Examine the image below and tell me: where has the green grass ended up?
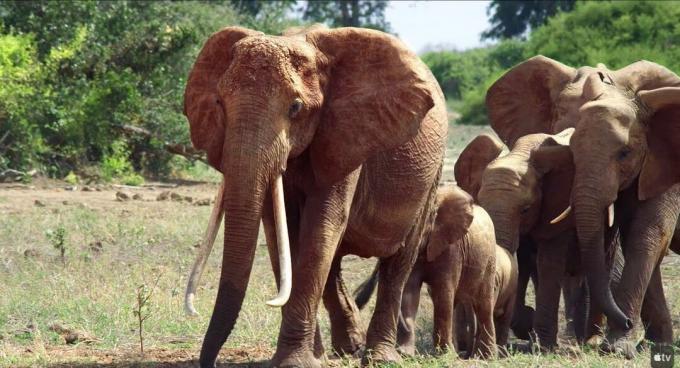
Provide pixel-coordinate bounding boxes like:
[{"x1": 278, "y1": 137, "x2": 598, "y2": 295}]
[{"x1": 0, "y1": 128, "x2": 677, "y2": 367}]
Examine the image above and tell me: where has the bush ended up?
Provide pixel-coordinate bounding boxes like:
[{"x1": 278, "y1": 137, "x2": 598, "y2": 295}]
[
  {"x1": 527, "y1": 1, "x2": 680, "y2": 71},
  {"x1": 427, "y1": 1, "x2": 680, "y2": 127},
  {"x1": 0, "y1": 1, "x2": 294, "y2": 179},
  {"x1": 422, "y1": 39, "x2": 527, "y2": 125},
  {"x1": 0, "y1": 33, "x2": 46, "y2": 171},
  {"x1": 101, "y1": 141, "x2": 139, "y2": 181}
]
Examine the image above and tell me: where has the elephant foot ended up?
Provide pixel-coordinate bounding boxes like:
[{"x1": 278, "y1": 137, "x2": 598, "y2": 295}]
[
  {"x1": 361, "y1": 345, "x2": 402, "y2": 366},
  {"x1": 600, "y1": 327, "x2": 644, "y2": 360},
  {"x1": 396, "y1": 342, "x2": 416, "y2": 357},
  {"x1": 585, "y1": 334, "x2": 603, "y2": 347},
  {"x1": 498, "y1": 345, "x2": 510, "y2": 358},
  {"x1": 601, "y1": 337, "x2": 637, "y2": 360},
  {"x1": 511, "y1": 305, "x2": 535, "y2": 341},
  {"x1": 330, "y1": 334, "x2": 364, "y2": 357},
  {"x1": 270, "y1": 350, "x2": 322, "y2": 368},
  {"x1": 472, "y1": 343, "x2": 497, "y2": 359}
]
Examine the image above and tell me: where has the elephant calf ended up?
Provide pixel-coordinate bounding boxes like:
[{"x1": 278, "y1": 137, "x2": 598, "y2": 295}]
[
  {"x1": 397, "y1": 185, "x2": 504, "y2": 358},
  {"x1": 454, "y1": 241, "x2": 517, "y2": 358}
]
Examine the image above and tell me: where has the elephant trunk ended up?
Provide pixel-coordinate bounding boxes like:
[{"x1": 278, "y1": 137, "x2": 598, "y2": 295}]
[
  {"x1": 199, "y1": 121, "x2": 290, "y2": 366},
  {"x1": 573, "y1": 192, "x2": 632, "y2": 331},
  {"x1": 488, "y1": 209, "x2": 519, "y2": 254}
]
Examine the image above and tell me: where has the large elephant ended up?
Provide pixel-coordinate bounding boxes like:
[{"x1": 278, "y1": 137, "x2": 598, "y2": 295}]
[
  {"x1": 486, "y1": 56, "x2": 680, "y2": 357},
  {"x1": 182, "y1": 25, "x2": 447, "y2": 367},
  {"x1": 454, "y1": 129, "x2": 603, "y2": 348}
]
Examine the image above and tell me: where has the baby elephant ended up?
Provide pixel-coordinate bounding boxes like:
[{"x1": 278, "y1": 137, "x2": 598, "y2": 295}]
[
  {"x1": 397, "y1": 185, "x2": 514, "y2": 358},
  {"x1": 454, "y1": 243, "x2": 517, "y2": 358}
]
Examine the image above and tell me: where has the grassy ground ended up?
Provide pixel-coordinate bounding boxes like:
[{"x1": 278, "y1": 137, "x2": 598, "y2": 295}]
[{"x1": 0, "y1": 123, "x2": 678, "y2": 367}]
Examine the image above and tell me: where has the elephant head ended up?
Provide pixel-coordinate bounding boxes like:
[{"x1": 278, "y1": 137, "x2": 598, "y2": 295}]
[
  {"x1": 425, "y1": 185, "x2": 474, "y2": 262},
  {"x1": 486, "y1": 55, "x2": 680, "y2": 331},
  {"x1": 183, "y1": 25, "x2": 436, "y2": 360},
  {"x1": 454, "y1": 129, "x2": 574, "y2": 254}
]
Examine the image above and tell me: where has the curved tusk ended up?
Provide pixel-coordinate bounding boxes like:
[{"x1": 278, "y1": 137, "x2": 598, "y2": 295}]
[
  {"x1": 607, "y1": 203, "x2": 615, "y2": 228},
  {"x1": 184, "y1": 178, "x2": 226, "y2": 316},
  {"x1": 550, "y1": 205, "x2": 572, "y2": 225},
  {"x1": 266, "y1": 174, "x2": 292, "y2": 307}
]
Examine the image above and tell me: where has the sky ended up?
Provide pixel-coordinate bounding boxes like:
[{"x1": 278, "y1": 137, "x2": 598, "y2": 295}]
[{"x1": 386, "y1": 1, "x2": 492, "y2": 54}]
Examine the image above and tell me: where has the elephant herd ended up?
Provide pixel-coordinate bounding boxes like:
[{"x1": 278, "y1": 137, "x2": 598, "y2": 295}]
[{"x1": 179, "y1": 24, "x2": 680, "y2": 367}]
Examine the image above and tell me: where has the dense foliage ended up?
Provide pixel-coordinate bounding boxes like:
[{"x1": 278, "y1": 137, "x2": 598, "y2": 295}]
[
  {"x1": 482, "y1": 0, "x2": 575, "y2": 40},
  {"x1": 0, "y1": 1, "x2": 390, "y2": 180},
  {"x1": 2, "y1": 1, "x2": 678, "y2": 177},
  {"x1": 424, "y1": 1, "x2": 680, "y2": 125},
  {"x1": 0, "y1": 2, "x2": 236, "y2": 179}
]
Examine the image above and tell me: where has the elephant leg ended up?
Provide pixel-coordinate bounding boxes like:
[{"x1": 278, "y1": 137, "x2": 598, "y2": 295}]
[
  {"x1": 562, "y1": 274, "x2": 589, "y2": 343},
  {"x1": 362, "y1": 247, "x2": 420, "y2": 365},
  {"x1": 511, "y1": 239, "x2": 536, "y2": 340},
  {"x1": 640, "y1": 265, "x2": 672, "y2": 344},
  {"x1": 495, "y1": 296, "x2": 515, "y2": 352},
  {"x1": 429, "y1": 276, "x2": 456, "y2": 353},
  {"x1": 396, "y1": 259, "x2": 424, "y2": 356},
  {"x1": 533, "y1": 234, "x2": 570, "y2": 350},
  {"x1": 472, "y1": 283, "x2": 497, "y2": 358},
  {"x1": 271, "y1": 174, "x2": 359, "y2": 368},
  {"x1": 322, "y1": 255, "x2": 366, "y2": 356},
  {"x1": 263, "y1": 188, "x2": 327, "y2": 360},
  {"x1": 454, "y1": 304, "x2": 475, "y2": 357},
  {"x1": 606, "y1": 192, "x2": 679, "y2": 359}
]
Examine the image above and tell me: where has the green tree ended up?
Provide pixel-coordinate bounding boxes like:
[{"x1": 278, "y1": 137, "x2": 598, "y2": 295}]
[
  {"x1": 0, "y1": 1, "x2": 264, "y2": 178},
  {"x1": 482, "y1": 0, "x2": 575, "y2": 40},
  {"x1": 301, "y1": 0, "x2": 390, "y2": 31},
  {"x1": 527, "y1": 1, "x2": 680, "y2": 70}
]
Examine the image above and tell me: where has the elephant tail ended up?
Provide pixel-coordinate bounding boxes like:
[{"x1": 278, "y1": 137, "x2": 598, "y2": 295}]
[{"x1": 353, "y1": 262, "x2": 380, "y2": 309}]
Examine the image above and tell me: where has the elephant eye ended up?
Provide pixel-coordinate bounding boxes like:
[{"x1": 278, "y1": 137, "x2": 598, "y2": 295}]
[
  {"x1": 616, "y1": 147, "x2": 632, "y2": 161},
  {"x1": 598, "y1": 72, "x2": 613, "y2": 85},
  {"x1": 289, "y1": 98, "x2": 303, "y2": 118},
  {"x1": 520, "y1": 206, "x2": 531, "y2": 214}
]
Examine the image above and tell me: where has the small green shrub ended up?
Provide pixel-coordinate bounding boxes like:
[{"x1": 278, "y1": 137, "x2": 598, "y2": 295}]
[
  {"x1": 64, "y1": 171, "x2": 79, "y2": 185},
  {"x1": 101, "y1": 141, "x2": 139, "y2": 184},
  {"x1": 121, "y1": 173, "x2": 144, "y2": 186},
  {"x1": 45, "y1": 226, "x2": 67, "y2": 264}
]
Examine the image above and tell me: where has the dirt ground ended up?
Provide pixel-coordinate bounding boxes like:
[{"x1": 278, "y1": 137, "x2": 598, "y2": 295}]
[{"x1": 1, "y1": 176, "x2": 678, "y2": 368}]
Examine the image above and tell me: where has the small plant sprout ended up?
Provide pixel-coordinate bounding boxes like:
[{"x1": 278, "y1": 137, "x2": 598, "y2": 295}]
[
  {"x1": 133, "y1": 273, "x2": 162, "y2": 355},
  {"x1": 45, "y1": 226, "x2": 67, "y2": 265}
]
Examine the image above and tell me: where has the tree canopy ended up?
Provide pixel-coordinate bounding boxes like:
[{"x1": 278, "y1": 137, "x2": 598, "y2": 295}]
[
  {"x1": 482, "y1": 0, "x2": 575, "y2": 40},
  {"x1": 2, "y1": 0, "x2": 678, "y2": 179},
  {"x1": 424, "y1": 1, "x2": 680, "y2": 125}
]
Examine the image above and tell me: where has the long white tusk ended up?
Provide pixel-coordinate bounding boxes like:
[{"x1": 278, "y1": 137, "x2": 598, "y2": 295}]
[
  {"x1": 266, "y1": 174, "x2": 292, "y2": 307},
  {"x1": 607, "y1": 203, "x2": 615, "y2": 228},
  {"x1": 184, "y1": 178, "x2": 225, "y2": 316},
  {"x1": 550, "y1": 205, "x2": 572, "y2": 225}
]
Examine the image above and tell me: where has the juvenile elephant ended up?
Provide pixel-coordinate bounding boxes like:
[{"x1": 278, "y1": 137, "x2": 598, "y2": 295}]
[
  {"x1": 454, "y1": 129, "x2": 593, "y2": 348},
  {"x1": 453, "y1": 242, "x2": 517, "y2": 358},
  {"x1": 397, "y1": 186, "x2": 503, "y2": 358},
  {"x1": 487, "y1": 56, "x2": 680, "y2": 357},
  {"x1": 182, "y1": 25, "x2": 447, "y2": 367}
]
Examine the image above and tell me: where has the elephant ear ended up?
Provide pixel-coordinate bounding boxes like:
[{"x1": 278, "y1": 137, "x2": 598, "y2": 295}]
[
  {"x1": 454, "y1": 134, "x2": 504, "y2": 200},
  {"x1": 306, "y1": 28, "x2": 436, "y2": 186},
  {"x1": 183, "y1": 27, "x2": 263, "y2": 171},
  {"x1": 612, "y1": 60, "x2": 680, "y2": 92},
  {"x1": 427, "y1": 186, "x2": 475, "y2": 262},
  {"x1": 530, "y1": 128, "x2": 574, "y2": 175},
  {"x1": 486, "y1": 55, "x2": 576, "y2": 147},
  {"x1": 637, "y1": 87, "x2": 680, "y2": 200}
]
